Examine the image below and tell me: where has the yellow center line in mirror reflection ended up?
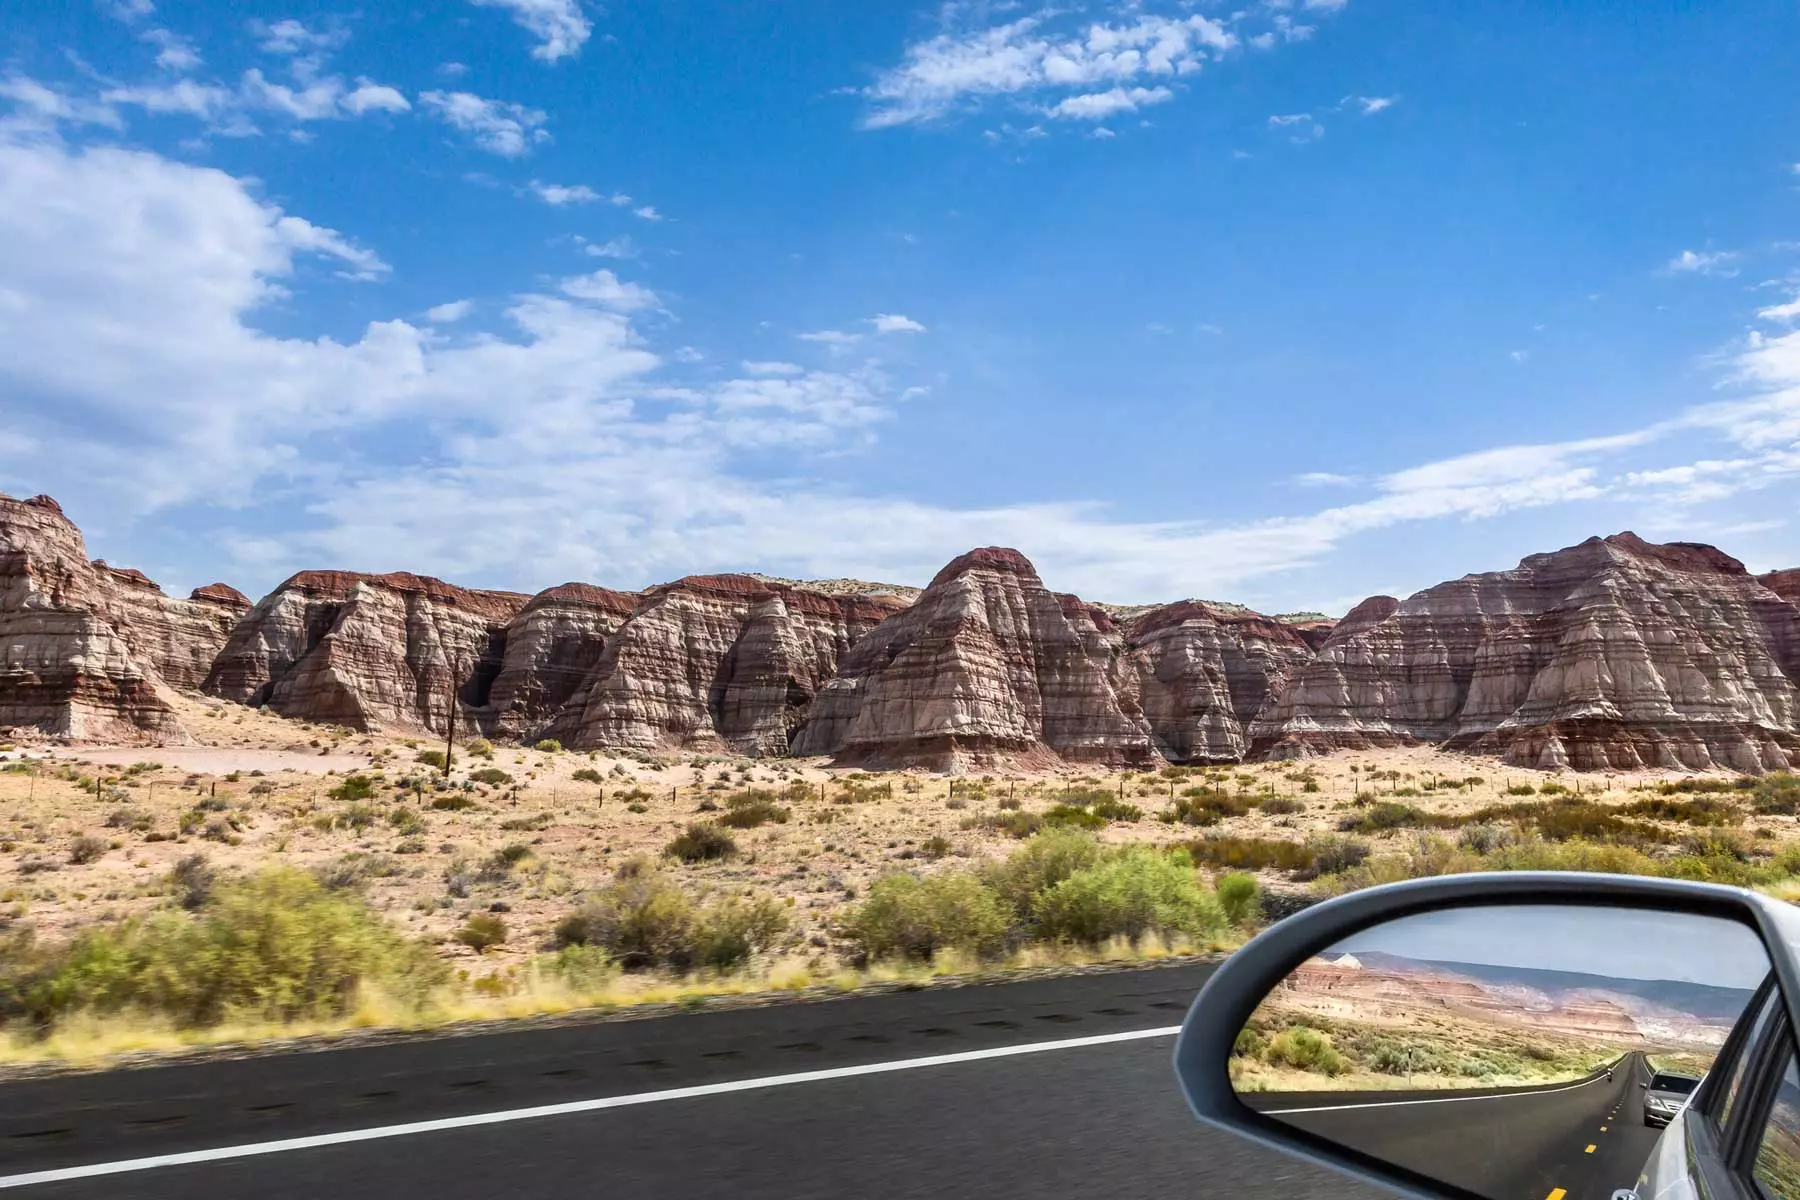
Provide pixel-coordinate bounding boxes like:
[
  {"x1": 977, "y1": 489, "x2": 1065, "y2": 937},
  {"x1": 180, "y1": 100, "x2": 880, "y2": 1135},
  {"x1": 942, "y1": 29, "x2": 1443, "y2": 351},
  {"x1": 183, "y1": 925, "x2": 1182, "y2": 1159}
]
[
  {"x1": 1584, "y1": 1145, "x2": 1597, "y2": 1154},
  {"x1": 1546, "y1": 1189, "x2": 1567, "y2": 1200}
]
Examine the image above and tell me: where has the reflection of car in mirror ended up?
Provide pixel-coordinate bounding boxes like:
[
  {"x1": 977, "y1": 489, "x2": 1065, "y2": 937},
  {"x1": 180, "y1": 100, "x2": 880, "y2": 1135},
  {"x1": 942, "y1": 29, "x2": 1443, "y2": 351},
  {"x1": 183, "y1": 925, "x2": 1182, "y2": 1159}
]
[
  {"x1": 1642, "y1": 1070, "x2": 1701, "y2": 1128},
  {"x1": 1169, "y1": 873, "x2": 1800, "y2": 1200}
]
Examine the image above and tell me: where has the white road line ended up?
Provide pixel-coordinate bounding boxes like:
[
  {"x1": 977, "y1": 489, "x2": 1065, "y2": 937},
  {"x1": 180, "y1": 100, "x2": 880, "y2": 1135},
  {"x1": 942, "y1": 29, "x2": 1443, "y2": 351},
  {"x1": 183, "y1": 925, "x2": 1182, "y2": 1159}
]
[
  {"x1": 1265, "y1": 1065, "x2": 1619, "y2": 1115},
  {"x1": 0, "y1": 1024, "x2": 1183, "y2": 1190}
]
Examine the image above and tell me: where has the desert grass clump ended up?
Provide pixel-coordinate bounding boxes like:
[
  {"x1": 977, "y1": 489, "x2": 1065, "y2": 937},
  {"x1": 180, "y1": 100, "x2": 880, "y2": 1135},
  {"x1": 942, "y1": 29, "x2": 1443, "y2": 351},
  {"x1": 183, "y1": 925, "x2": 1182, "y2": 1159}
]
[
  {"x1": 664, "y1": 823, "x2": 738, "y2": 864},
  {"x1": 554, "y1": 861, "x2": 785, "y2": 972}
]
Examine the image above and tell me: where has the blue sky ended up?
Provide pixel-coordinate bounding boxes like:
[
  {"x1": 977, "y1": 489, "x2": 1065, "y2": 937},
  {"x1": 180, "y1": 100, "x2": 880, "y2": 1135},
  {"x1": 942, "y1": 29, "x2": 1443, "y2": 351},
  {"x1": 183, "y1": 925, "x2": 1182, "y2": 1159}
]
[{"x1": 3, "y1": 1, "x2": 1800, "y2": 612}]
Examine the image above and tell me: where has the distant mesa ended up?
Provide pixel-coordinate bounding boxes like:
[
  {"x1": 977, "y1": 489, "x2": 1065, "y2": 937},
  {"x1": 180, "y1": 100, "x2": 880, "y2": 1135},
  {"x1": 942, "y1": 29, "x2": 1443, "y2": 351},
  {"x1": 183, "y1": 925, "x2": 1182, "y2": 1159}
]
[{"x1": 6, "y1": 488, "x2": 1800, "y2": 772}]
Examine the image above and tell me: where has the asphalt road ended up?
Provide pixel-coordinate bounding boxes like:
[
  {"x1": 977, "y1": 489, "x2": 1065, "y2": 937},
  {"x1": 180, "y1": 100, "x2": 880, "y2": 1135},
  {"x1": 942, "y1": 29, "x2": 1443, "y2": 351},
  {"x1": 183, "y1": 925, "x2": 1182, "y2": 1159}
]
[
  {"x1": 0, "y1": 960, "x2": 1385, "y2": 1200},
  {"x1": 0, "y1": 961, "x2": 1662, "y2": 1200},
  {"x1": 1253, "y1": 1051, "x2": 1661, "y2": 1200}
]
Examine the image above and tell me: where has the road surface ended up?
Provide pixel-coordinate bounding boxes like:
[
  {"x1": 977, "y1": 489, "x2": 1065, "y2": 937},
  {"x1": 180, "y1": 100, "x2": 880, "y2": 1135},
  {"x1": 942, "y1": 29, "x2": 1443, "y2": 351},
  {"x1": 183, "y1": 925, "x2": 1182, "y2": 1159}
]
[
  {"x1": 1253, "y1": 1051, "x2": 1661, "y2": 1199},
  {"x1": 0, "y1": 962, "x2": 1659, "y2": 1199}
]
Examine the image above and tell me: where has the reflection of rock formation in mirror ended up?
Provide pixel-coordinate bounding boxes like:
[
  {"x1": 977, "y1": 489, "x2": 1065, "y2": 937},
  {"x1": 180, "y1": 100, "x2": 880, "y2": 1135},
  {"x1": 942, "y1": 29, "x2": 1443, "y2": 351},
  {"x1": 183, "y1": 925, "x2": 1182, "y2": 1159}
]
[{"x1": 1279, "y1": 951, "x2": 1743, "y2": 1053}]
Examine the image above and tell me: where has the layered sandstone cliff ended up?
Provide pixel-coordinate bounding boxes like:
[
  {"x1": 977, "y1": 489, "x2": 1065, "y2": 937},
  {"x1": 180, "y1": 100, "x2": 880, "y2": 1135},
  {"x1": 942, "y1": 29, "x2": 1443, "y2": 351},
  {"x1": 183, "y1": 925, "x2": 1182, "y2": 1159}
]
[
  {"x1": 550, "y1": 575, "x2": 905, "y2": 755},
  {"x1": 485, "y1": 583, "x2": 639, "y2": 740},
  {"x1": 1125, "y1": 601, "x2": 1318, "y2": 763},
  {"x1": 790, "y1": 550, "x2": 1317, "y2": 768},
  {"x1": 1252, "y1": 533, "x2": 1800, "y2": 771},
  {"x1": 0, "y1": 494, "x2": 219, "y2": 741},
  {"x1": 203, "y1": 571, "x2": 530, "y2": 732}
]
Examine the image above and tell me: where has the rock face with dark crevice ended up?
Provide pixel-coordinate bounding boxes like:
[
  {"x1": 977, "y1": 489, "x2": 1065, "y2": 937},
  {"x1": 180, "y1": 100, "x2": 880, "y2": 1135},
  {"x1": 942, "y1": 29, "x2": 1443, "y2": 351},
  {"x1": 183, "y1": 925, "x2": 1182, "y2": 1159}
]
[
  {"x1": 203, "y1": 571, "x2": 531, "y2": 733},
  {"x1": 486, "y1": 583, "x2": 640, "y2": 741},
  {"x1": 1252, "y1": 533, "x2": 1800, "y2": 771},
  {"x1": 550, "y1": 575, "x2": 906, "y2": 755}
]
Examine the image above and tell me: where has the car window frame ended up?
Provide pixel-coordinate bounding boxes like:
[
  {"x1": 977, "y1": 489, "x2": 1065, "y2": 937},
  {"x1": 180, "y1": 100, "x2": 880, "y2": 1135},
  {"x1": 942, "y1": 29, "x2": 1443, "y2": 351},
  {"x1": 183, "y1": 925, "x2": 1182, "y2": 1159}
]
[
  {"x1": 1711, "y1": 977, "x2": 1785, "y2": 1138},
  {"x1": 1743, "y1": 1023, "x2": 1800, "y2": 1200}
]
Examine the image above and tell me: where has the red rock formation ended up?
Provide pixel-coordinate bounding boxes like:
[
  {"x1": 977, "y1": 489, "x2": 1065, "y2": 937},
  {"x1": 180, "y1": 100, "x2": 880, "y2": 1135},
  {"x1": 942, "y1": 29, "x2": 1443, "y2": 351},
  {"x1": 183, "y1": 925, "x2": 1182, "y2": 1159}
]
[
  {"x1": 88, "y1": 562, "x2": 248, "y2": 691},
  {"x1": 791, "y1": 548, "x2": 1161, "y2": 768},
  {"x1": 1253, "y1": 533, "x2": 1800, "y2": 770},
  {"x1": 204, "y1": 570, "x2": 530, "y2": 732},
  {"x1": 0, "y1": 494, "x2": 187, "y2": 740},
  {"x1": 1125, "y1": 601, "x2": 1318, "y2": 763},
  {"x1": 485, "y1": 583, "x2": 640, "y2": 740},
  {"x1": 550, "y1": 575, "x2": 905, "y2": 754},
  {"x1": 1759, "y1": 569, "x2": 1800, "y2": 606}
]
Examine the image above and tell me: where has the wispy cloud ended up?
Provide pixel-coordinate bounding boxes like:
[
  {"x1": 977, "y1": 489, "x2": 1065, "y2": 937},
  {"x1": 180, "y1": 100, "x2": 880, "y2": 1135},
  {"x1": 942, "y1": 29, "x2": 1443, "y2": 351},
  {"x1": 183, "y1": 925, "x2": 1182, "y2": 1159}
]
[
  {"x1": 420, "y1": 90, "x2": 548, "y2": 156},
  {"x1": 1343, "y1": 94, "x2": 1397, "y2": 115},
  {"x1": 1665, "y1": 248, "x2": 1741, "y2": 277},
  {"x1": 529, "y1": 180, "x2": 600, "y2": 205},
  {"x1": 869, "y1": 313, "x2": 927, "y2": 334},
  {"x1": 1294, "y1": 472, "x2": 1357, "y2": 487},
  {"x1": 797, "y1": 329, "x2": 863, "y2": 347},
  {"x1": 426, "y1": 300, "x2": 474, "y2": 323},
  {"x1": 467, "y1": 0, "x2": 593, "y2": 63},
  {"x1": 857, "y1": 5, "x2": 1349, "y2": 132}
]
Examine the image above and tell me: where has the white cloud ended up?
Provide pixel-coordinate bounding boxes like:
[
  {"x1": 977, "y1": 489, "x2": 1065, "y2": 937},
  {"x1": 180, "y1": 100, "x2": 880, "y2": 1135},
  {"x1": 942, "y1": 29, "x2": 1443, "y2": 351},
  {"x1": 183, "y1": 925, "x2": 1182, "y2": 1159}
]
[
  {"x1": 101, "y1": 78, "x2": 235, "y2": 121},
  {"x1": 426, "y1": 300, "x2": 474, "y2": 323},
  {"x1": 420, "y1": 90, "x2": 548, "y2": 156},
  {"x1": 1345, "y1": 94, "x2": 1396, "y2": 115},
  {"x1": 250, "y1": 18, "x2": 346, "y2": 58},
  {"x1": 530, "y1": 180, "x2": 600, "y2": 205},
  {"x1": 1666, "y1": 248, "x2": 1740, "y2": 277},
  {"x1": 743, "y1": 361, "x2": 805, "y2": 377},
  {"x1": 1049, "y1": 85, "x2": 1172, "y2": 120},
  {"x1": 1304, "y1": 0, "x2": 1350, "y2": 10},
  {"x1": 633, "y1": 205, "x2": 664, "y2": 221},
  {"x1": 869, "y1": 313, "x2": 927, "y2": 334},
  {"x1": 1268, "y1": 111, "x2": 1323, "y2": 142},
  {"x1": 581, "y1": 236, "x2": 639, "y2": 260},
  {"x1": 343, "y1": 80, "x2": 410, "y2": 115},
  {"x1": 797, "y1": 329, "x2": 863, "y2": 346},
  {"x1": 142, "y1": 28, "x2": 202, "y2": 71},
  {"x1": 1759, "y1": 295, "x2": 1800, "y2": 323},
  {"x1": 861, "y1": 10, "x2": 1248, "y2": 130},
  {"x1": 241, "y1": 68, "x2": 347, "y2": 120},
  {"x1": 1268, "y1": 112, "x2": 1311, "y2": 126},
  {"x1": 468, "y1": 0, "x2": 593, "y2": 63},
  {"x1": 1295, "y1": 472, "x2": 1357, "y2": 487},
  {"x1": 102, "y1": 0, "x2": 155, "y2": 21},
  {"x1": 1510, "y1": 349, "x2": 1529, "y2": 363},
  {"x1": 1, "y1": 75, "x2": 123, "y2": 132},
  {"x1": 1090, "y1": 126, "x2": 1116, "y2": 139},
  {"x1": 559, "y1": 269, "x2": 659, "y2": 311}
]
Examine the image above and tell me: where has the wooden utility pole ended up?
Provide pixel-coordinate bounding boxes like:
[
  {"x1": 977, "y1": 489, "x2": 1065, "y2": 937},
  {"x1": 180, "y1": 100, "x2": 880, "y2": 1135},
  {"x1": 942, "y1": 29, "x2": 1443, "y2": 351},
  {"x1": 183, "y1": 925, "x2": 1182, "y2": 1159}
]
[{"x1": 442, "y1": 657, "x2": 458, "y2": 780}]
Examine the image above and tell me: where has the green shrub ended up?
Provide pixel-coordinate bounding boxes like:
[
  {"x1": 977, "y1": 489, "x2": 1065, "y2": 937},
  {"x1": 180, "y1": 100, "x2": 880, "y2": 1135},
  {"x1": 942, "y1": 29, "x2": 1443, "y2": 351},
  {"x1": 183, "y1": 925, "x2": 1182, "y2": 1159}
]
[
  {"x1": 463, "y1": 738, "x2": 495, "y2": 759},
  {"x1": 468, "y1": 767, "x2": 512, "y2": 786},
  {"x1": 981, "y1": 829, "x2": 1104, "y2": 916},
  {"x1": 1503, "y1": 783, "x2": 1537, "y2": 796},
  {"x1": 455, "y1": 913, "x2": 508, "y2": 953},
  {"x1": 555, "y1": 864, "x2": 785, "y2": 972},
  {"x1": 1618, "y1": 796, "x2": 1742, "y2": 826},
  {"x1": 388, "y1": 808, "x2": 426, "y2": 835},
  {"x1": 0, "y1": 868, "x2": 446, "y2": 1031},
  {"x1": 1265, "y1": 1027, "x2": 1348, "y2": 1075},
  {"x1": 1090, "y1": 798, "x2": 1143, "y2": 822},
  {"x1": 415, "y1": 749, "x2": 449, "y2": 770},
  {"x1": 572, "y1": 768, "x2": 605, "y2": 784},
  {"x1": 1457, "y1": 822, "x2": 1521, "y2": 854},
  {"x1": 1166, "y1": 787, "x2": 1254, "y2": 827},
  {"x1": 959, "y1": 811, "x2": 1045, "y2": 838},
  {"x1": 665, "y1": 823, "x2": 738, "y2": 863},
  {"x1": 1659, "y1": 777, "x2": 1744, "y2": 795},
  {"x1": 1032, "y1": 848, "x2": 1225, "y2": 946},
  {"x1": 1042, "y1": 804, "x2": 1106, "y2": 831},
  {"x1": 1338, "y1": 803, "x2": 1449, "y2": 833},
  {"x1": 844, "y1": 871, "x2": 1011, "y2": 961},
  {"x1": 169, "y1": 853, "x2": 215, "y2": 910},
  {"x1": 1188, "y1": 836, "x2": 1317, "y2": 874},
  {"x1": 68, "y1": 835, "x2": 108, "y2": 865},
  {"x1": 1303, "y1": 835, "x2": 1372, "y2": 878},
  {"x1": 921, "y1": 835, "x2": 953, "y2": 860},
  {"x1": 716, "y1": 790, "x2": 790, "y2": 829},
  {"x1": 534, "y1": 739, "x2": 563, "y2": 753},
  {"x1": 430, "y1": 795, "x2": 476, "y2": 811},
  {"x1": 328, "y1": 774, "x2": 376, "y2": 803},
  {"x1": 1216, "y1": 872, "x2": 1261, "y2": 929},
  {"x1": 1259, "y1": 796, "x2": 1305, "y2": 815}
]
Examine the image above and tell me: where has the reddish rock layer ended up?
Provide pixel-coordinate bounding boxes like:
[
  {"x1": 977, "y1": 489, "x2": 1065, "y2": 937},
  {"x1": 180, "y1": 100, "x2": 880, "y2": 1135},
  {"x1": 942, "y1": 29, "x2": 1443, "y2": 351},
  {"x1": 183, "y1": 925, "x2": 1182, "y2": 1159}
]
[
  {"x1": 485, "y1": 583, "x2": 641, "y2": 740},
  {"x1": 203, "y1": 570, "x2": 530, "y2": 732},
  {"x1": 0, "y1": 495, "x2": 188, "y2": 740},
  {"x1": 550, "y1": 576, "x2": 905, "y2": 755},
  {"x1": 1252, "y1": 533, "x2": 1800, "y2": 770}
]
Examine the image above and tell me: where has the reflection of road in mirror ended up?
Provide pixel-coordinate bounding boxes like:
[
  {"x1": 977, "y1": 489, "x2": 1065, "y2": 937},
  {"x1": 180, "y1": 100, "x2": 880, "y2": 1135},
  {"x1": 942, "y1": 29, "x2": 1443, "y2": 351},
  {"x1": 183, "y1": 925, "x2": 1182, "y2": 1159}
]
[{"x1": 1231, "y1": 905, "x2": 1769, "y2": 1200}]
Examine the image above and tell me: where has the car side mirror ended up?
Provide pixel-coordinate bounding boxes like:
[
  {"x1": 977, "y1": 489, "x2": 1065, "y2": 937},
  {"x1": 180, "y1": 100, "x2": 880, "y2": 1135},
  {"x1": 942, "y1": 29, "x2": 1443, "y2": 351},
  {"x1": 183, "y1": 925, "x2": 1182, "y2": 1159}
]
[{"x1": 1172, "y1": 872, "x2": 1800, "y2": 1200}]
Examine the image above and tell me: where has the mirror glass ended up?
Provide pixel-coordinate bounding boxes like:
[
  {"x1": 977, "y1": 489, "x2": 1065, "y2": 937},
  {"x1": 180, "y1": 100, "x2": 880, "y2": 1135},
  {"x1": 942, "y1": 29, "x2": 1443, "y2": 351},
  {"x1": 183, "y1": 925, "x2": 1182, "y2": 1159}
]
[{"x1": 1233, "y1": 905, "x2": 1773, "y2": 1200}]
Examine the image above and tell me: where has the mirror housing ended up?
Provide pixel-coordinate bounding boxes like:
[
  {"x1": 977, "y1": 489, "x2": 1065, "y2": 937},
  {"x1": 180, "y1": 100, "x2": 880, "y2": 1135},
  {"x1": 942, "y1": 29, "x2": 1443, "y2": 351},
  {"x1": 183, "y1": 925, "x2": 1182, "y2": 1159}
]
[{"x1": 1172, "y1": 872, "x2": 1800, "y2": 1200}]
